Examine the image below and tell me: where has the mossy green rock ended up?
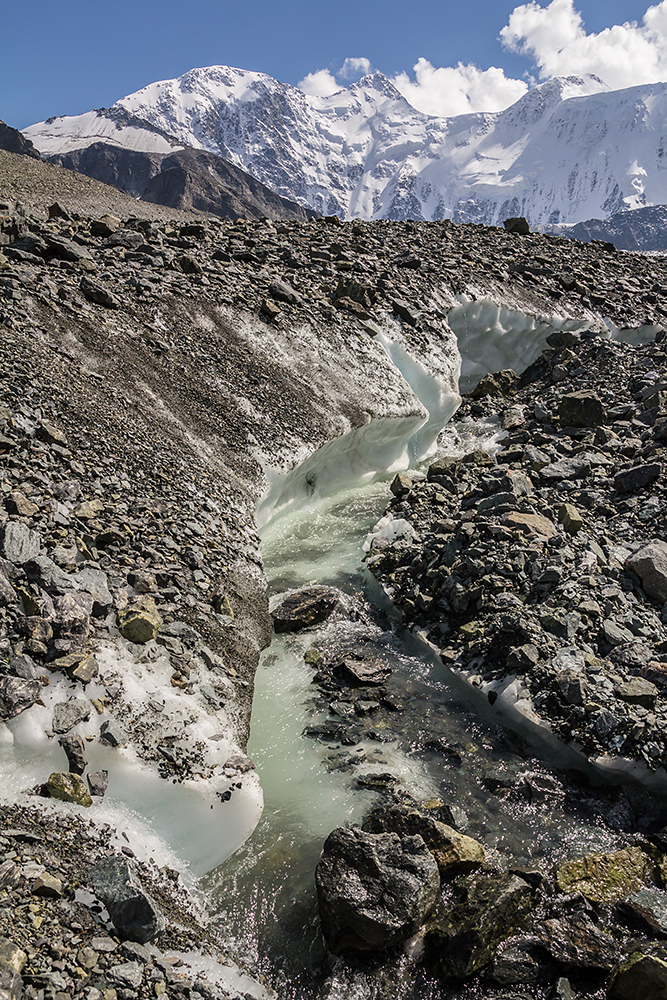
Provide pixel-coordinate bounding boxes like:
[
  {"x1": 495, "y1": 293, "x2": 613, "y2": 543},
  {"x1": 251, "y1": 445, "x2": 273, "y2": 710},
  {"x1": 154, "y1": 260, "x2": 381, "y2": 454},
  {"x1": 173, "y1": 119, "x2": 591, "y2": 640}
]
[
  {"x1": 118, "y1": 599, "x2": 162, "y2": 644},
  {"x1": 362, "y1": 803, "x2": 484, "y2": 877},
  {"x1": 46, "y1": 771, "x2": 93, "y2": 807},
  {"x1": 608, "y1": 952, "x2": 667, "y2": 1000},
  {"x1": 556, "y1": 846, "x2": 650, "y2": 904}
]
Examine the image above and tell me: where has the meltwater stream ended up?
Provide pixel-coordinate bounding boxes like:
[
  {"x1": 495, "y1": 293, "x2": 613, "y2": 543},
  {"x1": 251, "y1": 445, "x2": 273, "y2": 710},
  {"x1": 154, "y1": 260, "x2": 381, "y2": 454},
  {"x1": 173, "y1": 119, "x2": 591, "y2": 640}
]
[{"x1": 204, "y1": 420, "x2": 653, "y2": 1000}]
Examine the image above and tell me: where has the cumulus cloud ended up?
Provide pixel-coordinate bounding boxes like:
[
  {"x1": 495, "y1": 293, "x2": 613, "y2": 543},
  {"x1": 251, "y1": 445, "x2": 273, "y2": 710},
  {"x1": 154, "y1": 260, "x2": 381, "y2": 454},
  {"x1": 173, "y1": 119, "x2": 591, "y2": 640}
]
[
  {"x1": 297, "y1": 68, "x2": 340, "y2": 97},
  {"x1": 392, "y1": 58, "x2": 528, "y2": 116},
  {"x1": 500, "y1": 0, "x2": 667, "y2": 90},
  {"x1": 339, "y1": 57, "x2": 374, "y2": 80}
]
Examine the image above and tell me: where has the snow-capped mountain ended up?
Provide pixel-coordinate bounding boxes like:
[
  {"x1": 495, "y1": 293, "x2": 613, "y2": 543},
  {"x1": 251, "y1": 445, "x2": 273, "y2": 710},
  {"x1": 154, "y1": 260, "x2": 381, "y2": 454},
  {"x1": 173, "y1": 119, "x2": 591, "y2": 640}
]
[{"x1": 22, "y1": 65, "x2": 667, "y2": 225}]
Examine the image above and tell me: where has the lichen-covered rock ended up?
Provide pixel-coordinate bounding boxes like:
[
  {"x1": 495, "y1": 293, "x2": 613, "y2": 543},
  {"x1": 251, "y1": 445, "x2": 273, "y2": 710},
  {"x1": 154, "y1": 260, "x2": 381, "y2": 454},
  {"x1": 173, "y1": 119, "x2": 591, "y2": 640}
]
[
  {"x1": 555, "y1": 846, "x2": 651, "y2": 904},
  {"x1": 117, "y1": 598, "x2": 162, "y2": 643},
  {"x1": 316, "y1": 825, "x2": 440, "y2": 954},
  {"x1": 45, "y1": 772, "x2": 93, "y2": 807}
]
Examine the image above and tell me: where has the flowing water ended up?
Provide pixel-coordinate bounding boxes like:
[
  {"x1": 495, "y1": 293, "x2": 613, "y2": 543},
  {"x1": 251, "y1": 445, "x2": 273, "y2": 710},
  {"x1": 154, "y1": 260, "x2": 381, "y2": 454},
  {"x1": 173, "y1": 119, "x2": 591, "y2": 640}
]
[{"x1": 205, "y1": 418, "x2": 656, "y2": 999}]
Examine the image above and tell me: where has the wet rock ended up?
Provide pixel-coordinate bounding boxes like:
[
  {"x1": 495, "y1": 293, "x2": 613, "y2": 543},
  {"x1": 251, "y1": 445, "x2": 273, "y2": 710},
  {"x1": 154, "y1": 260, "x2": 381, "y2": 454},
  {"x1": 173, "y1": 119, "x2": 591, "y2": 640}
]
[
  {"x1": 362, "y1": 802, "x2": 484, "y2": 877},
  {"x1": 89, "y1": 855, "x2": 166, "y2": 943},
  {"x1": 608, "y1": 952, "x2": 667, "y2": 1000},
  {"x1": 424, "y1": 872, "x2": 534, "y2": 980},
  {"x1": 315, "y1": 825, "x2": 440, "y2": 954},
  {"x1": 491, "y1": 939, "x2": 542, "y2": 985},
  {"x1": 334, "y1": 650, "x2": 392, "y2": 686},
  {"x1": 117, "y1": 597, "x2": 162, "y2": 643},
  {"x1": 538, "y1": 911, "x2": 618, "y2": 971},
  {"x1": 555, "y1": 846, "x2": 651, "y2": 904},
  {"x1": 626, "y1": 541, "x2": 667, "y2": 603},
  {"x1": 272, "y1": 586, "x2": 339, "y2": 633},
  {"x1": 559, "y1": 390, "x2": 605, "y2": 428},
  {"x1": 619, "y1": 888, "x2": 667, "y2": 936},
  {"x1": 99, "y1": 719, "x2": 128, "y2": 747},
  {"x1": 45, "y1": 771, "x2": 93, "y2": 807},
  {"x1": 390, "y1": 472, "x2": 413, "y2": 498}
]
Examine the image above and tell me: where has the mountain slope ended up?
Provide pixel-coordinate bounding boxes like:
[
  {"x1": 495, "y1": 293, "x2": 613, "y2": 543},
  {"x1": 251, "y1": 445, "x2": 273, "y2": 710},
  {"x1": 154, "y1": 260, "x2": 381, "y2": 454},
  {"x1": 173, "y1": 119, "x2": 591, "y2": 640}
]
[{"x1": 23, "y1": 64, "x2": 667, "y2": 225}]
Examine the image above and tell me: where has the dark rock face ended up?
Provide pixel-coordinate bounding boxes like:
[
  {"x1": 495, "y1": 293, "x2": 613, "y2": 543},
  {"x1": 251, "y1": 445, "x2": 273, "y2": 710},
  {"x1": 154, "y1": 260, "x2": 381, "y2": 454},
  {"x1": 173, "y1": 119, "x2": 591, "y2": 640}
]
[
  {"x1": 272, "y1": 586, "x2": 339, "y2": 632},
  {"x1": 570, "y1": 204, "x2": 667, "y2": 252},
  {"x1": 316, "y1": 826, "x2": 440, "y2": 954},
  {"x1": 504, "y1": 217, "x2": 530, "y2": 235},
  {"x1": 0, "y1": 120, "x2": 40, "y2": 160},
  {"x1": 49, "y1": 142, "x2": 315, "y2": 222},
  {"x1": 88, "y1": 856, "x2": 165, "y2": 943}
]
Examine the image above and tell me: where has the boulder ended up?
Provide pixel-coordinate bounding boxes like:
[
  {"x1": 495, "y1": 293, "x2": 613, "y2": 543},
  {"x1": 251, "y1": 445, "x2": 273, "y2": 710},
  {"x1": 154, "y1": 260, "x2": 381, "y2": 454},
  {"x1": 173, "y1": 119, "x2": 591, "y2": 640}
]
[
  {"x1": 0, "y1": 676, "x2": 41, "y2": 720},
  {"x1": 362, "y1": 803, "x2": 485, "y2": 877},
  {"x1": 315, "y1": 826, "x2": 440, "y2": 954},
  {"x1": 2, "y1": 522, "x2": 40, "y2": 564},
  {"x1": 504, "y1": 217, "x2": 530, "y2": 235},
  {"x1": 626, "y1": 541, "x2": 667, "y2": 603},
  {"x1": 89, "y1": 855, "x2": 166, "y2": 943},
  {"x1": 619, "y1": 888, "x2": 667, "y2": 936},
  {"x1": 272, "y1": 586, "x2": 338, "y2": 633},
  {"x1": 555, "y1": 846, "x2": 650, "y2": 904},
  {"x1": 537, "y1": 911, "x2": 618, "y2": 971},
  {"x1": 52, "y1": 698, "x2": 91, "y2": 735},
  {"x1": 45, "y1": 772, "x2": 93, "y2": 807},
  {"x1": 424, "y1": 872, "x2": 534, "y2": 979},
  {"x1": 334, "y1": 650, "x2": 392, "y2": 686},
  {"x1": 117, "y1": 598, "x2": 162, "y2": 643},
  {"x1": 559, "y1": 390, "x2": 605, "y2": 428},
  {"x1": 615, "y1": 463, "x2": 661, "y2": 494},
  {"x1": 608, "y1": 952, "x2": 667, "y2": 1000}
]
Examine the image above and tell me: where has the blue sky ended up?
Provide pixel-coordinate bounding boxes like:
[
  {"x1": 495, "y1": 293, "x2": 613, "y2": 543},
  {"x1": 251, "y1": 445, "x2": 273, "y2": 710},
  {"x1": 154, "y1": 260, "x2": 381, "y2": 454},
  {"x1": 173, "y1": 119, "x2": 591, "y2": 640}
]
[{"x1": 2, "y1": 1, "x2": 663, "y2": 128}]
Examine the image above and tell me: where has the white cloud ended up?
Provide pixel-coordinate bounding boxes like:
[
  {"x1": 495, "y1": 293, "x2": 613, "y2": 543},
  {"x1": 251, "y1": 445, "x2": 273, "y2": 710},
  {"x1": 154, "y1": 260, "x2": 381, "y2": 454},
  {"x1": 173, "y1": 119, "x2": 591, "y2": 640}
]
[
  {"x1": 298, "y1": 68, "x2": 340, "y2": 97},
  {"x1": 339, "y1": 57, "x2": 373, "y2": 80},
  {"x1": 500, "y1": 0, "x2": 667, "y2": 90},
  {"x1": 392, "y1": 58, "x2": 528, "y2": 116}
]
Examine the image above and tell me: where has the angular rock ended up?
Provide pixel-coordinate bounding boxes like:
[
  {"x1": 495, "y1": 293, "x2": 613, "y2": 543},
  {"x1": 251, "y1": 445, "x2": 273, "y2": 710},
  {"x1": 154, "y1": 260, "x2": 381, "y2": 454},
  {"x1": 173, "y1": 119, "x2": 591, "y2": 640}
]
[
  {"x1": 117, "y1": 597, "x2": 162, "y2": 643},
  {"x1": 75, "y1": 566, "x2": 113, "y2": 616},
  {"x1": 272, "y1": 586, "x2": 338, "y2": 633},
  {"x1": 31, "y1": 872, "x2": 63, "y2": 898},
  {"x1": 555, "y1": 846, "x2": 650, "y2": 904},
  {"x1": 537, "y1": 911, "x2": 617, "y2": 971},
  {"x1": 504, "y1": 217, "x2": 530, "y2": 235},
  {"x1": 425, "y1": 873, "x2": 534, "y2": 980},
  {"x1": 558, "y1": 503, "x2": 584, "y2": 534},
  {"x1": 505, "y1": 511, "x2": 558, "y2": 540},
  {"x1": 88, "y1": 769, "x2": 109, "y2": 797},
  {"x1": 615, "y1": 463, "x2": 661, "y2": 494},
  {"x1": 52, "y1": 698, "x2": 91, "y2": 735},
  {"x1": 88, "y1": 855, "x2": 166, "y2": 943},
  {"x1": 2, "y1": 522, "x2": 40, "y2": 564},
  {"x1": 59, "y1": 733, "x2": 87, "y2": 775},
  {"x1": 0, "y1": 676, "x2": 41, "y2": 720},
  {"x1": 46, "y1": 771, "x2": 93, "y2": 807},
  {"x1": 334, "y1": 651, "x2": 392, "y2": 686},
  {"x1": 316, "y1": 826, "x2": 440, "y2": 954},
  {"x1": 608, "y1": 952, "x2": 667, "y2": 1000},
  {"x1": 79, "y1": 275, "x2": 120, "y2": 308},
  {"x1": 362, "y1": 803, "x2": 484, "y2": 877},
  {"x1": 619, "y1": 888, "x2": 667, "y2": 936},
  {"x1": 626, "y1": 541, "x2": 667, "y2": 603},
  {"x1": 559, "y1": 390, "x2": 605, "y2": 428},
  {"x1": 390, "y1": 472, "x2": 413, "y2": 498}
]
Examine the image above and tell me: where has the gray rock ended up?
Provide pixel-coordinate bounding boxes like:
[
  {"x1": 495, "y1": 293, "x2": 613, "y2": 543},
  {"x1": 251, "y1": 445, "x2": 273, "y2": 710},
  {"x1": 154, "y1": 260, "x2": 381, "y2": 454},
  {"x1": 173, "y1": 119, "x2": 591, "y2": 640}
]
[
  {"x1": 626, "y1": 541, "x2": 667, "y2": 603},
  {"x1": 2, "y1": 522, "x2": 40, "y2": 564},
  {"x1": 614, "y1": 463, "x2": 661, "y2": 494},
  {"x1": 87, "y1": 770, "x2": 109, "y2": 797},
  {"x1": 99, "y1": 719, "x2": 128, "y2": 747},
  {"x1": 272, "y1": 586, "x2": 339, "y2": 633},
  {"x1": 0, "y1": 676, "x2": 41, "y2": 720},
  {"x1": 537, "y1": 911, "x2": 617, "y2": 970},
  {"x1": 74, "y1": 566, "x2": 113, "y2": 616},
  {"x1": 316, "y1": 826, "x2": 440, "y2": 954},
  {"x1": 88, "y1": 855, "x2": 166, "y2": 943},
  {"x1": 79, "y1": 275, "x2": 120, "y2": 308},
  {"x1": 52, "y1": 698, "x2": 91, "y2": 735},
  {"x1": 59, "y1": 733, "x2": 87, "y2": 775},
  {"x1": 24, "y1": 555, "x2": 74, "y2": 594},
  {"x1": 620, "y1": 888, "x2": 667, "y2": 936}
]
